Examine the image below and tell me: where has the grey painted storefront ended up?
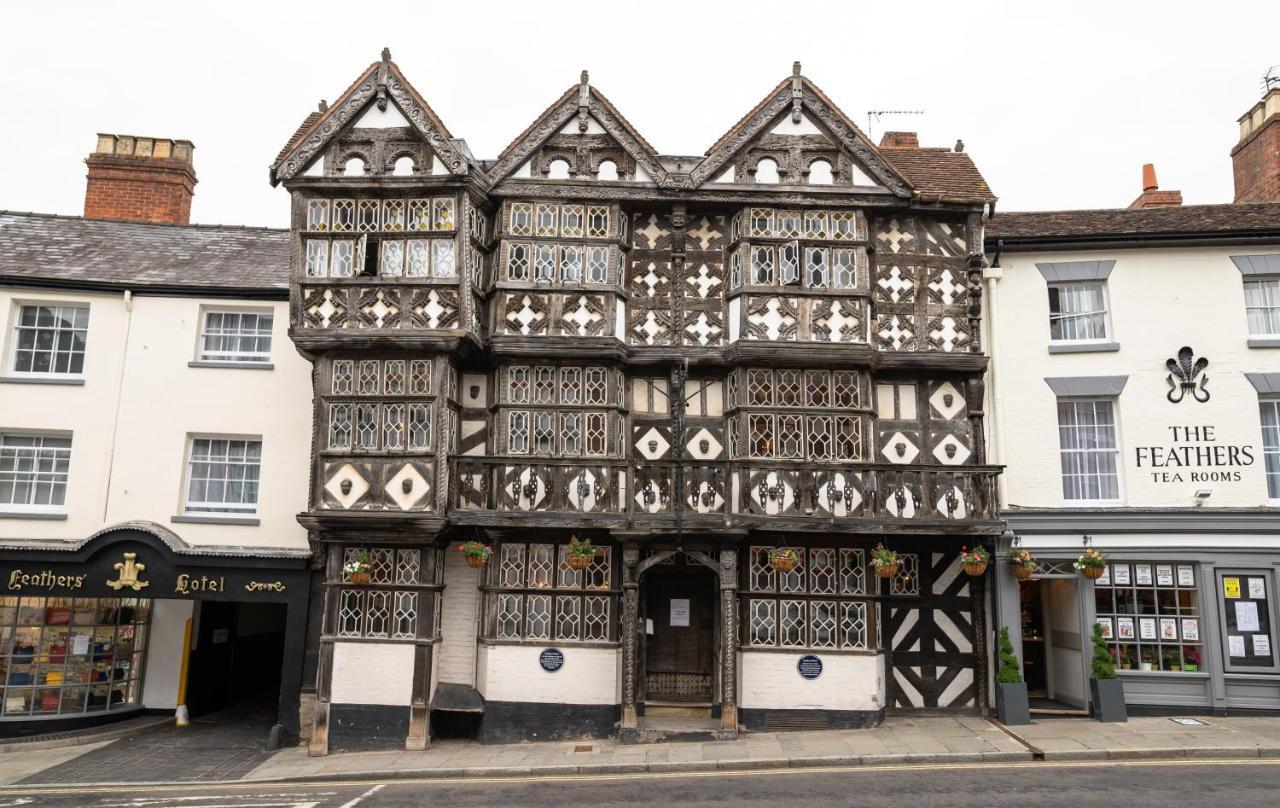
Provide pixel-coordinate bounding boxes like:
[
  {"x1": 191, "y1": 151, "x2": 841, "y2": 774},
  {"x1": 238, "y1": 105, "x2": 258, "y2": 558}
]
[{"x1": 995, "y1": 510, "x2": 1280, "y2": 715}]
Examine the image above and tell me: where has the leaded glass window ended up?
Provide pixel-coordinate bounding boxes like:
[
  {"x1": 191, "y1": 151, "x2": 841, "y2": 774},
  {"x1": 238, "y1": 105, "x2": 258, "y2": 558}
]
[
  {"x1": 486, "y1": 541, "x2": 616, "y2": 642},
  {"x1": 745, "y1": 545, "x2": 872, "y2": 650}
]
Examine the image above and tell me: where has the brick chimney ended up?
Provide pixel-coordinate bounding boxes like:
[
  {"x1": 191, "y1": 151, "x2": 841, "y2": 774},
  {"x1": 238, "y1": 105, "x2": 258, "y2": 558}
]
[
  {"x1": 879, "y1": 131, "x2": 919, "y2": 149},
  {"x1": 1232, "y1": 87, "x2": 1280, "y2": 203},
  {"x1": 84, "y1": 134, "x2": 197, "y2": 224},
  {"x1": 1128, "y1": 163, "x2": 1182, "y2": 209}
]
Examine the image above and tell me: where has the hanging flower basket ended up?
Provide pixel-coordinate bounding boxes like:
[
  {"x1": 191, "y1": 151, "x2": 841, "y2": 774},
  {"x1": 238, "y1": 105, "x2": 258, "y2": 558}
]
[
  {"x1": 1012, "y1": 565, "x2": 1035, "y2": 581},
  {"x1": 568, "y1": 536, "x2": 594, "y2": 570},
  {"x1": 872, "y1": 544, "x2": 900, "y2": 578},
  {"x1": 770, "y1": 547, "x2": 799, "y2": 573},
  {"x1": 459, "y1": 540, "x2": 492, "y2": 569},
  {"x1": 1074, "y1": 547, "x2": 1107, "y2": 580},
  {"x1": 1008, "y1": 547, "x2": 1038, "y2": 580},
  {"x1": 959, "y1": 546, "x2": 990, "y2": 577},
  {"x1": 343, "y1": 551, "x2": 372, "y2": 585}
]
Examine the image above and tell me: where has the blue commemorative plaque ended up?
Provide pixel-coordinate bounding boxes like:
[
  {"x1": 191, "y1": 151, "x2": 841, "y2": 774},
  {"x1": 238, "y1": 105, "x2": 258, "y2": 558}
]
[
  {"x1": 539, "y1": 647, "x2": 565, "y2": 672},
  {"x1": 797, "y1": 654, "x2": 823, "y2": 680}
]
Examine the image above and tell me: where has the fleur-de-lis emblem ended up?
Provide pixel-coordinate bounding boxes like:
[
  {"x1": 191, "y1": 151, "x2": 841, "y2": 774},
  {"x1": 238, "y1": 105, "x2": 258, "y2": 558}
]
[
  {"x1": 106, "y1": 552, "x2": 149, "y2": 591},
  {"x1": 1166, "y1": 346, "x2": 1210, "y2": 403}
]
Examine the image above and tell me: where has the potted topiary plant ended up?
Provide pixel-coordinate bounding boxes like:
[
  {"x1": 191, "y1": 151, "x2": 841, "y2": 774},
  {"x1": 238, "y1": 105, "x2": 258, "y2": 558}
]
[
  {"x1": 960, "y1": 545, "x2": 990, "y2": 577},
  {"x1": 995, "y1": 626, "x2": 1030, "y2": 725},
  {"x1": 872, "y1": 544, "x2": 900, "y2": 578},
  {"x1": 343, "y1": 550, "x2": 372, "y2": 585},
  {"x1": 770, "y1": 547, "x2": 800, "y2": 573},
  {"x1": 567, "y1": 536, "x2": 595, "y2": 571},
  {"x1": 1089, "y1": 621, "x2": 1127, "y2": 722},
  {"x1": 458, "y1": 540, "x2": 492, "y2": 569},
  {"x1": 1074, "y1": 547, "x2": 1108, "y2": 580},
  {"x1": 1008, "y1": 547, "x2": 1038, "y2": 580}
]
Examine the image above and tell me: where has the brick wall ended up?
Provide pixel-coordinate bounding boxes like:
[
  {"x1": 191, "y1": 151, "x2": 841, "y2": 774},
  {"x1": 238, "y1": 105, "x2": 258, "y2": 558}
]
[
  {"x1": 1232, "y1": 115, "x2": 1280, "y2": 203},
  {"x1": 83, "y1": 134, "x2": 197, "y2": 224}
]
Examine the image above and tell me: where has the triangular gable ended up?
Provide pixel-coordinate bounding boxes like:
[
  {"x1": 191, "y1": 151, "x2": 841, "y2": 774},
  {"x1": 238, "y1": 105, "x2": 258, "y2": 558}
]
[
  {"x1": 271, "y1": 52, "x2": 468, "y2": 185},
  {"x1": 690, "y1": 68, "x2": 912, "y2": 196},
  {"x1": 488, "y1": 73, "x2": 667, "y2": 185}
]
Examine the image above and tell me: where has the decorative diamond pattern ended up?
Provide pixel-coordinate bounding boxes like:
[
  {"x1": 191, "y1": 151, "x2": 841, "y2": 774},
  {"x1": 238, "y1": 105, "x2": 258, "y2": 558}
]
[{"x1": 881, "y1": 432, "x2": 920, "y2": 464}]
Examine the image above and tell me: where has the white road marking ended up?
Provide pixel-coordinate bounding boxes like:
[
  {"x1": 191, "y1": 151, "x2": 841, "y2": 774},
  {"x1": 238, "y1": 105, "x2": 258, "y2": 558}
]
[{"x1": 335, "y1": 785, "x2": 384, "y2": 808}]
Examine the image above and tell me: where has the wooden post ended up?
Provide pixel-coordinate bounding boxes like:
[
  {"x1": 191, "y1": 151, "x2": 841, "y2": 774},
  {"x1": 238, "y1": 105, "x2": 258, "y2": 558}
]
[
  {"x1": 719, "y1": 547, "x2": 738, "y2": 733},
  {"x1": 621, "y1": 542, "x2": 640, "y2": 729}
]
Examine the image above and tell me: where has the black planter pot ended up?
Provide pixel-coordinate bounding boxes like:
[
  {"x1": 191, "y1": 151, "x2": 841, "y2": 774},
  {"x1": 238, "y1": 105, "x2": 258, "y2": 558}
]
[
  {"x1": 1090, "y1": 678, "x2": 1127, "y2": 722},
  {"x1": 995, "y1": 681, "x2": 1031, "y2": 726}
]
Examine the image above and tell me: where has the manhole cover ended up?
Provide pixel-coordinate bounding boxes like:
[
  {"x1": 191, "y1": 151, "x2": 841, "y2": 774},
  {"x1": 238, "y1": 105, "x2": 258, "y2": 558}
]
[
  {"x1": 574, "y1": 744, "x2": 594, "y2": 753},
  {"x1": 1170, "y1": 717, "x2": 1207, "y2": 726}
]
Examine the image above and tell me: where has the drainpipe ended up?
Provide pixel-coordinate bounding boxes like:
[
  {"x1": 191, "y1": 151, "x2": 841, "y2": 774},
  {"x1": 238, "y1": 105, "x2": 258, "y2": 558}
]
[
  {"x1": 982, "y1": 242, "x2": 1007, "y2": 510},
  {"x1": 100, "y1": 289, "x2": 134, "y2": 522}
]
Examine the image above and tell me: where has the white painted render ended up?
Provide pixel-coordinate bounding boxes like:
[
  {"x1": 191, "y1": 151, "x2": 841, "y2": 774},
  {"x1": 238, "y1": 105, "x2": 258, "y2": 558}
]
[
  {"x1": 141, "y1": 598, "x2": 193, "y2": 710},
  {"x1": 476, "y1": 644, "x2": 620, "y2": 704},
  {"x1": 559, "y1": 117, "x2": 606, "y2": 135},
  {"x1": 435, "y1": 550, "x2": 482, "y2": 685},
  {"x1": 987, "y1": 245, "x2": 1280, "y2": 510},
  {"x1": 770, "y1": 113, "x2": 825, "y2": 136},
  {"x1": 738, "y1": 651, "x2": 884, "y2": 711},
  {"x1": 0, "y1": 288, "x2": 311, "y2": 551},
  {"x1": 353, "y1": 102, "x2": 411, "y2": 129},
  {"x1": 331, "y1": 641, "x2": 415, "y2": 705}
]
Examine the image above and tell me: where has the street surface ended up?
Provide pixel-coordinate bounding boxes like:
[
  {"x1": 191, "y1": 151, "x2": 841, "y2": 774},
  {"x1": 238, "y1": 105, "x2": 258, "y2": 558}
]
[{"x1": 0, "y1": 760, "x2": 1278, "y2": 807}]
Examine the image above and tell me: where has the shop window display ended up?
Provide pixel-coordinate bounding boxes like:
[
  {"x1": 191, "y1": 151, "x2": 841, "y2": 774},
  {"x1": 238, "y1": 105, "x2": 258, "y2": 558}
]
[
  {"x1": 1093, "y1": 562, "x2": 1202, "y2": 673},
  {"x1": 0, "y1": 596, "x2": 149, "y2": 718}
]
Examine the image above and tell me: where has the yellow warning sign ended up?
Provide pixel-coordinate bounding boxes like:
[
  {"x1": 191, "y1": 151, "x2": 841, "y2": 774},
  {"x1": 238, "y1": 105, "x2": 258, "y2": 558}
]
[{"x1": 1224, "y1": 577, "x2": 1241, "y2": 599}]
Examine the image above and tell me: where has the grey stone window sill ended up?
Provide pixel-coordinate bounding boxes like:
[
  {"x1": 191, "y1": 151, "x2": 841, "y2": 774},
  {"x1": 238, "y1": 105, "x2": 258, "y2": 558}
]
[
  {"x1": 1048, "y1": 341, "x2": 1121, "y2": 354},
  {"x1": 0, "y1": 511, "x2": 68, "y2": 520},
  {"x1": 171, "y1": 514, "x2": 261, "y2": 526},
  {"x1": 0, "y1": 375, "x2": 85, "y2": 386},
  {"x1": 188, "y1": 360, "x2": 274, "y2": 370},
  {"x1": 1247, "y1": 337, "x2": 1280, "y2": 349}
]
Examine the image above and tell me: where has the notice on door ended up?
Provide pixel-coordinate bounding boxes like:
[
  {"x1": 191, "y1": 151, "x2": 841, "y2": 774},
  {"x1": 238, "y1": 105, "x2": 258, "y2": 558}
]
[{"x1": 670, "y1": 598, "x2": 690, "y2": 627}]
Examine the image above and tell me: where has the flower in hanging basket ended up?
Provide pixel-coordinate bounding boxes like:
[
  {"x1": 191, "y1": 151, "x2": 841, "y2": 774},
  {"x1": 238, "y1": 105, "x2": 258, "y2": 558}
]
[
  {"x1": 769, "y1": 547, "x2": 800, "y2": 573},
  {"x1": 871, "y1": 544, "x2": 900, "y2": 578},
  {"x1": 1007, "y1": 547, "x2": 1039, "y2": 580},
  {"x1": 959, "y1": 545, "x2": 990, "y2": 576},
  {"x1": 1073, "y1": 547, "x2": 1108, "y2": 579},
  {"x1": 343, "y1": 550, "x2": 373, "y2": 584},
  {"x1": 568, "y1": 536, "x2": 595, "y2": 571},
  {"x1": 459, "y1": 540, "x2": 493, "y2": 568}
]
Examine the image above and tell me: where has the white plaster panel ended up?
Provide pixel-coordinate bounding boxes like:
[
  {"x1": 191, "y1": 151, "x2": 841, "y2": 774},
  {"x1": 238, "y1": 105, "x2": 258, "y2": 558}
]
[
  {"x1": 331, "y1": 642, "x2": 414, "y2": 706},
  {"x1": 142, "y1": 599, "x2": 194, "y2": 710},
  {"x1": 770, "y1": 112, "x2": 825, "y2": 136},
  {"x1": 436, "y1": 550, "x2": 482, "y2": 685},
  {"x1": 634, "y1": 164, "x2": 652, "y2": 183},
  {"x1": 477, "y1": 644, "x2": 620, "y2": 705},
  {"x1": 353, "y1": 102, "x2": 411, "y2": 128},
  {"x1": 1021, "y1": 533, "x2": 1280, "y2": 550},
  {"x1": 989, "y1": 246, "x2": 1280, "y2": 510},
  {"x1": 738, "y1": 651, "x2": 884, "y2": 710}
]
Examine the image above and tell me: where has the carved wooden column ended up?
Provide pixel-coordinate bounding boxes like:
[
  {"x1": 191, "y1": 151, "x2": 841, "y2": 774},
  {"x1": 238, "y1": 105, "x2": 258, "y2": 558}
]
[
  {"x1": 719, "y1": 547, "x2": 739, "y2": 732},
  {"x1": 621, "y1": 542, "x2": 640, "y2": 729},
  {"x1": 972, "y1": 560, "x2": 990, "y2": 716}
]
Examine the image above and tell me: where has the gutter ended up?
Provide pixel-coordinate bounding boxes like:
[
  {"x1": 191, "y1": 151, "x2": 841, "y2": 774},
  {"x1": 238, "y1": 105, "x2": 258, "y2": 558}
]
[
  {"x1": 0, "y1": 275, "x2": 288, "y2": 300},
  {"x1": 985, "y1": 230, "x2": 1280, "y2": 252}
]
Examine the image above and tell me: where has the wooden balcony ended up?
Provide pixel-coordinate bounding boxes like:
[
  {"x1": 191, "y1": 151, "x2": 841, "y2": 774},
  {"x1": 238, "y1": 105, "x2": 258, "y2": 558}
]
[{"x1": 448, "y1": 458, "x2": 1001, "y2": 534}]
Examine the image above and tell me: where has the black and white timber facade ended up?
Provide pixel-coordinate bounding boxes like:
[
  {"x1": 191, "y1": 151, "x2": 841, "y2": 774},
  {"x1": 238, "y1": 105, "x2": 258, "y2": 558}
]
[{"x1": 271, "y1": 53, "x2": 1002, "y2": 752}]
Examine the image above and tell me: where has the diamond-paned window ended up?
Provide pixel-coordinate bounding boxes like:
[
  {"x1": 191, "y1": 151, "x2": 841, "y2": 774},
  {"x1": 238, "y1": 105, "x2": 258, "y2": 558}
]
[
  {"x1": 486, "y1": 541, "x2": 616, "y2": 642},
  {"x1": 746, "y1": 545, "x2": 873, "y2": 650},
  {"x1": 332, "y1": 360, "x2": 354, "y2": 395},
  {"x1": 329, "y1": 404, "x2": 352, "y2": 449}
]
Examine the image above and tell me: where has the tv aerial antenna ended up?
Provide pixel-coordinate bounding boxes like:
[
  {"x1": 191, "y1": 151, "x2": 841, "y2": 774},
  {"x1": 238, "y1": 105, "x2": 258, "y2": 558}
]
[
  {"x1": 1263, "y1": 66, "x2": 1280, "y2": 92},
  {"x1": 866, "y1": 109, "x2": 924, "y2": 140}
]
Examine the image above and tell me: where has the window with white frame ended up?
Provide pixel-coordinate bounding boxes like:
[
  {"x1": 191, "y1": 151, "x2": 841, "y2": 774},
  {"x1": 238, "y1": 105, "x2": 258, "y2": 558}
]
[
  {"x1": 1261, "y1": 399, "x2": 1280, "y2": 498},
  {"x1": 1057, "y1": 399, "x2": 1120, "y2": 501},
  {"x1": 1244, "y1": 279, "x2": 1280, "y2": 337},
  {"x1": 1048, "y1": 282, "x2": 1109, "y2": 342},
  {"x1": 0, "y1": 433, "x2": 71, "y2": 512},
  {"x1": 183, "y1": 438, "x2": 261, "y2": 515},
  {"x1": 485, "y1": 541, "x2": 615, "y2": 642},
  {"x1": 197, "y1": 310, "x2": 273, "y2": 364},
  {"x1": 10, "y1": 304, "x2": 89, "y2": 376},
  {"x1": 744, "y1": 546, "x2": 873, "y2": 650},
  {"x1": 336, "y1": 547, "x2": 442, "y2": 640}
]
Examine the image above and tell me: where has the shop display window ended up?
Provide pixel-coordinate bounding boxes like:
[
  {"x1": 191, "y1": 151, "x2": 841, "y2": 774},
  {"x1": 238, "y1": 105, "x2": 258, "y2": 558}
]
[
  {"x1": 0, "y1": 596, "x2": 150, "y2": 718},
  {"x1": 1093, "y1": 562, "x2": 1201, "y2": 673}
]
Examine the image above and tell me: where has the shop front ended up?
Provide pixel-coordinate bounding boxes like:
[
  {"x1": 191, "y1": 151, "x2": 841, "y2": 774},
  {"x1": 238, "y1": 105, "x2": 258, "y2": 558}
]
[
  {"x1": 997, "y1": 518, "x2": 1280, "y2": 715},
  {"x1": 0, "y1": 522, "x2": 310, "y2": 740}
]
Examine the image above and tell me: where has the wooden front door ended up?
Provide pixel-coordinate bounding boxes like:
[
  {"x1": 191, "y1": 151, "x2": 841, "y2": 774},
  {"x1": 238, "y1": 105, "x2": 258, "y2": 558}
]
[{"x1": 644, "y1": 571, "x2": 715, "y2": 703}]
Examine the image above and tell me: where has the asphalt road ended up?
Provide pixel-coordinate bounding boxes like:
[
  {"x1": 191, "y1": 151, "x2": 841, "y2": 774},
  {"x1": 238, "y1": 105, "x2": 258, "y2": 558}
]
[{"x1": 1, "y1": 760, "x2": 1278, "y2": 807}]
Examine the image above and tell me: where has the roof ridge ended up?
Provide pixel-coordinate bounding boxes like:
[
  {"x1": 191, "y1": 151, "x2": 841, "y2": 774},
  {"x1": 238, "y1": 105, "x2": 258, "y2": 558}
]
[
  {"x1": 0, "y1": 210, "x2": 287, "y2": 233},
  {"x1": 996, "y1": 202, "x2": 1280, "y2": 216}
]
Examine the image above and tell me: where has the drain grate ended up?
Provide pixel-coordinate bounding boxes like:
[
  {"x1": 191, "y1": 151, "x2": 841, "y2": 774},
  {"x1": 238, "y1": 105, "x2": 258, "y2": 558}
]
[
  {"x1": 764, "y1": 713, "x2": 831, "y2": 732},
  {"x1": 573, "y1": 744, "x2": 594, "y2": 753},
  {"x1": 1170, "y1": 717, "x2": 1207, "y2": 726}
]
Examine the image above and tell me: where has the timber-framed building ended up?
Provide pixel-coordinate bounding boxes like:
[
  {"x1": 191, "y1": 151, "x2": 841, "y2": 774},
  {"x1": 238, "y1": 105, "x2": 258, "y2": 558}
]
[{"x1": 271, "y1": 52, "x2": 1002, "y2": 752}]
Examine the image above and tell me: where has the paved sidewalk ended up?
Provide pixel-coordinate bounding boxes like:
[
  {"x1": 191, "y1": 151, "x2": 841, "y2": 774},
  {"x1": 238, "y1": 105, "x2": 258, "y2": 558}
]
[{"x1": 1003, "y1": 715, "x2": 1280, "y2": 761}]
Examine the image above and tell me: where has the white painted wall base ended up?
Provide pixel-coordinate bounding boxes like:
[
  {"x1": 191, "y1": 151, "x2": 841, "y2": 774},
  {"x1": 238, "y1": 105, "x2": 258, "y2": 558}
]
[
  {"x1": 739, "y1": 651, "x2": 884, "y2": 711},
  {"x1": 477, "y1": 644, "x2": 620, "y2": 705},
  {"x1": 331, "y1": 641, "x2": 414, "y2": 706}
]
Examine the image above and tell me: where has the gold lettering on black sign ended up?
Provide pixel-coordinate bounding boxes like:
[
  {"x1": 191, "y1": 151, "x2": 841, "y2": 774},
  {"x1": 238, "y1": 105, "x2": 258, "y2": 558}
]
[
  {"x1": 244, "y1": 581, "x2": 286, "y2": 593},
  {"x1": 174, "y1": 573, "x2": 225, "y2": 594},
  {"x1": 7, "y1": 569, "x2": 86, "y2": 591}
]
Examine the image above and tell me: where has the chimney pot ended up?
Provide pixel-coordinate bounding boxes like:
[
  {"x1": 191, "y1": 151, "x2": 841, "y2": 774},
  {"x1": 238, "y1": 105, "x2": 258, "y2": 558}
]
[
  {"x1": 1129, "y1": 162, "x2": 1181, "y2": 209},
  {"x1": 1142, "y1": 163, "x2": 1158, "y2": 191}
]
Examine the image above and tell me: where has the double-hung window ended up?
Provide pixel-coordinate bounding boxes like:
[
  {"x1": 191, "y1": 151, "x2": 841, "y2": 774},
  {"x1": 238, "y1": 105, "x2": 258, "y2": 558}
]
[
  {"x1": 1057, "y1": 399, "x2": 1120, "y2": 501},
  {"x1": 1244, "y1": 279, "x2": 1280, "y2": 337},
  {"x1": 183, "y1": 437, "x2": 262, "y2": 515},
  {"x1": 10, "y1": 304, "x2": 89, "y2": 376},
  {"x1": 198, "y1": 310, "x2": 273, "y2": 364},
  {"x1": 1048, "y1": 283, "x2": 1109, "y2": 343},
  {"x1": 0, "y1": 433, "x2": 71, "y2": 513},
  {"x1": 1261, "y1": 399, "x2": 1280, "y2": 499}
]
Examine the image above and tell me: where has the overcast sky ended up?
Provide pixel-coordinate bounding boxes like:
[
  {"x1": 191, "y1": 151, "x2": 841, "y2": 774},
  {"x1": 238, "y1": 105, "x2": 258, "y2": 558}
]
[{"x1": 2, "y1": 1, "x2": 1276, "y2": 228}]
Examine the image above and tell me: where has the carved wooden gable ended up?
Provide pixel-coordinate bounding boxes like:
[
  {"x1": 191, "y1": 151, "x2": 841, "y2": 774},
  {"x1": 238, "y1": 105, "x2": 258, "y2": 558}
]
[
  {"x1": 271, "y1": 52, "x2": 468, "y2": 184},
  {"x1": 488, "y1": 73, "x2": 667, "y2": 186},
  {"x1": 692, "y1": 67, "x2": 912, "y2": 195}
]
